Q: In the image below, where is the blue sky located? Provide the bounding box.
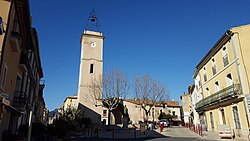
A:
[29,0,250,111]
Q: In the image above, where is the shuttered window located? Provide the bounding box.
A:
[232,106,241,129]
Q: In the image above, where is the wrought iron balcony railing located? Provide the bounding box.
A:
[196,84,241,111]
[19,52,30,67]
[12,91,28,109]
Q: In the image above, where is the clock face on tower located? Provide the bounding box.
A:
[90,42,96,48]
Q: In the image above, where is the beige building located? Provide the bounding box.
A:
[0,0,45,140]
[165,101,181,124]
[77,29,104,125]
[62,96,78,111]
[192,71,205,128]
[180,92,192,124]
[122,99,181,126]
[195,24,250,139]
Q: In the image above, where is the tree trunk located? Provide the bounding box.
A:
[108,109,111,125]
[145,111,149,122]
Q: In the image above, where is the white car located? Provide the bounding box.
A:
[159,119,170,127]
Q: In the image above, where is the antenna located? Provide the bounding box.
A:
[85,9,100,32]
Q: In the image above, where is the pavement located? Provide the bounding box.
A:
[68,126,248,141]
[181,127,248,141]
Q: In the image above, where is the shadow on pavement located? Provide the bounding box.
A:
[68,125,212,141]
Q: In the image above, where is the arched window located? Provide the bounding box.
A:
[215,81,220,92]
[222,47,229,67]
[206,87,210,96]
[212,58,217,75]
[226,73,233,86]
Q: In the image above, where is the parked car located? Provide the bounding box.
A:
[159,119,170,127]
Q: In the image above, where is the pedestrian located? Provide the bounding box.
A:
[160,123,164,133]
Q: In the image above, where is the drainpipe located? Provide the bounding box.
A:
[229,31,250,128]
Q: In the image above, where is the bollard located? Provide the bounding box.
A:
[91,127,93,136]
[134,128,136,138]
[112,127,114,139]
[200,125,203,136]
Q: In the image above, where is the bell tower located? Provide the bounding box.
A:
[77,10,104,125]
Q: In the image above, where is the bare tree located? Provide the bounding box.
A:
[134,75,169,121]
[88,68,129,125]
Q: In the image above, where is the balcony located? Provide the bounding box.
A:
[12,91,27,110]
[196,84,241,112]
[9,32,20,52]
[19,51,29,72]
[9,20,20,52]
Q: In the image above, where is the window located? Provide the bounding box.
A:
[215,81,220,92]
[221,109,226,124]
[0,64,7,88]
[15,75,22,96]
[172,111,175,116]
[212,58,217,75]
[232,106,241,129]
[90,64,94,73]
[103,110,107,117]
[210,112,214,129]
[222,47,229,67]
[206,87,210,96]
[203,73,207,82]
[223,54,229,67]
[226,73,233,86]
[212,65,217,75]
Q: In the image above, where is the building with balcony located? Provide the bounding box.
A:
[191,71,207,130]
[194,24,250,139]
[0,0,45,140]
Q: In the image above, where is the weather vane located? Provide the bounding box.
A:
[85,9,100,32]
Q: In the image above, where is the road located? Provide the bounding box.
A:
[68,126,216,141]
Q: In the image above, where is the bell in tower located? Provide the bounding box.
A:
[85,9,100,32]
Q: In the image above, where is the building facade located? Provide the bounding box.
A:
[180,93,192,124]
[62,96,78,111]
[195,24,250,139]
[191,71,205,128]
[0,0,45,140]
[122,99,181,127]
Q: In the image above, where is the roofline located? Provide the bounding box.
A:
[195,30,234,70]
[63,96,78,103]
[15,0,33,50]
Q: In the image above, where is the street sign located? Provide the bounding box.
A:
[2,98,10,106]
